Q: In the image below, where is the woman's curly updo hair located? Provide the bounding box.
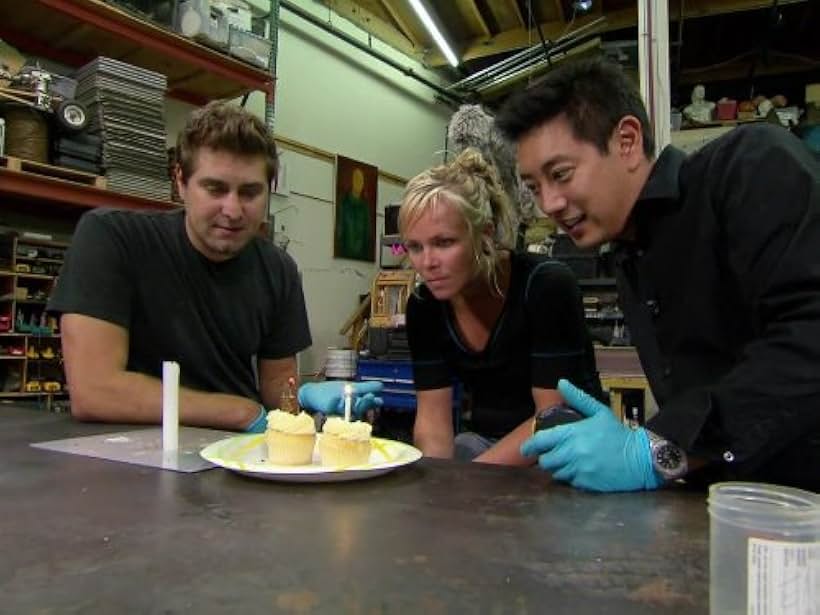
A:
[399,147,518,295]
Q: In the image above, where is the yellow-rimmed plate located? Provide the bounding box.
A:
[200,434,422,483]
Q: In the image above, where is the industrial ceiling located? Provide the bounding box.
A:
[315,0,819,104]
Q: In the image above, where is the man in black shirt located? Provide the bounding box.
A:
[50,102,379,432]
[497,58,820,492]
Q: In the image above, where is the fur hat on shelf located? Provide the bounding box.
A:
[446,104,536,223]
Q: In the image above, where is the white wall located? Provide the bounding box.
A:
[202,1,450,375]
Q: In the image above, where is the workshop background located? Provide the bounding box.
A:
[0,0,817,422]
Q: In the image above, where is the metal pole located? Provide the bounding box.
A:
[638,0,670,151]
[448,17,606,91]
[266,0,281,131]
[475,36,597,94]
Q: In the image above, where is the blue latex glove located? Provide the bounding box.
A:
[520,379,663,492]
[298,381,384,417]
[244,405,268,433]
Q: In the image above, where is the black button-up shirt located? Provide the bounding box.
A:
[614,124,820,490]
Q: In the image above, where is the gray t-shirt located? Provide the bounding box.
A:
[49,208,312,402]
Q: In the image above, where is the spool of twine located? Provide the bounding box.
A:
[3,106,49,163]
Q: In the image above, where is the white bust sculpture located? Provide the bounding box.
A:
[683,84,716,123]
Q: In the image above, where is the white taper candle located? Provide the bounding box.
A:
[343,383,353,422]
[162,361,180,451]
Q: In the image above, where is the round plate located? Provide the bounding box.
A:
[200,434,422,483]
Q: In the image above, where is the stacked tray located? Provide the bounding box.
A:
[75,57,171,201]
[52,133,103,175]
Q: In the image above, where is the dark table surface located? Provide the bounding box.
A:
[0,406,709,614]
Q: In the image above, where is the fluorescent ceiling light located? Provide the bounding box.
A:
[408,0,459,67]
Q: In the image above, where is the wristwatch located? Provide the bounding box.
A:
[646,430,688,480]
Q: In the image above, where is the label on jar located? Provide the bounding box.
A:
[747,538,819,615]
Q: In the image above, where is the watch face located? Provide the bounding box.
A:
[655,442,684,471]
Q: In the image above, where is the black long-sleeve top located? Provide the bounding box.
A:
[407,253,603,439]
[615,124,820,490]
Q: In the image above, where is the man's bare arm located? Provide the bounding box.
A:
[258,356,299,409]
[61,313,260,430]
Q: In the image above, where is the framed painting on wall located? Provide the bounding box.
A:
[334,155,378,262]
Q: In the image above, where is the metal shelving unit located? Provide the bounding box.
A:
[0,0,274,105]
[0,0,278,407]
[0,0,277,213]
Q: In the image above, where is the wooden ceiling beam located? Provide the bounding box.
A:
[323,0,422,61]
[508,0,525,28]
[553,0,566,23]
[481,0,526,32]
[378,0,420,47]
[429,8,636,65]
[679,52,820,85]
[669,0,808,20]
[427,0,810,66]
[454,0,491,39]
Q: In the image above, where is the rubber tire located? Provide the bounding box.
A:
[55,99,88,133]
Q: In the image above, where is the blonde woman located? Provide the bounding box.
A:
[400,147,603,464]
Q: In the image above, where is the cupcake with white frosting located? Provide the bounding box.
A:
[319,417,372,467]
[265,409,316,465]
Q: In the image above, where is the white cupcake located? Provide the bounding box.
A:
[265,409,316,465]
[319,417,372,467]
